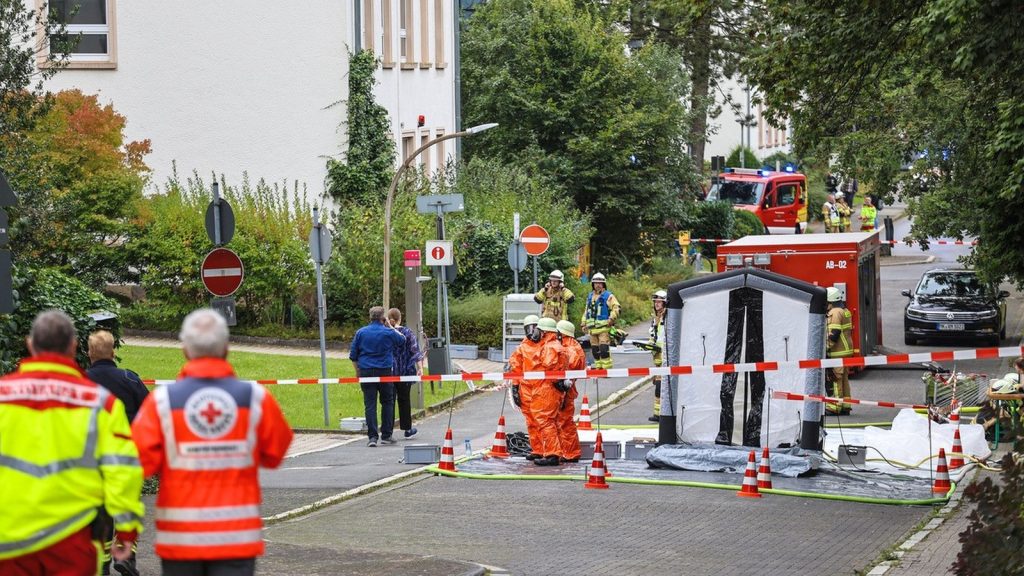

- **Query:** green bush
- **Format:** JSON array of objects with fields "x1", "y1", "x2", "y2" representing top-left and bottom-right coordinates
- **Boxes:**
[
  {"x1": 0, "y1": 267, "x2": 121, "y2": 373},
  {"x1": 761, "y1": 151, "x2": 797, "y2": 170},
  {"x1": 683, "y1": 200, "x2": 734, "y2": 259},
  {"x1": 733, "y1": 208, "x2": 766, "y2": 237},
  {"x1": 127, "y1": 170, "x2": 314, "y2": 329},
  {"x1": 953, "y1": 444, "x2": 1024, "y2": 575},
  {"x1": 726, "y1": 146, "x2": 759, "y2": 169}
]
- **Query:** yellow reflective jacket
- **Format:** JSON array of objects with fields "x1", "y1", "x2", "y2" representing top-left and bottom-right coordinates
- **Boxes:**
[
  {"x1": 0, "y1": 354, "x2": 145, "y2": 559},
  {"x1": 827, "y1": 307, "x2": 854, "y2": 358}
]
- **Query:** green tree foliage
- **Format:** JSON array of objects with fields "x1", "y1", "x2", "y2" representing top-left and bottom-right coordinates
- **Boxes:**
[
  {"x1": 461, "y1": 0, "x2": 696, "y2": 270},
  {"x1": 0, "y1": 266, "x2": 119, "y2": 373},
  {"x1": 325, "y1": 157, "x2": 591, "y2": 324},
  {"x1": 325, "y1": 50, "x2": 394, "y2": 205},
  {"x1": 8, "y1": 90, "x2": 150, "y2": 288},
  {"x1": 732, "y1": 208, "x2": 764, "y2": 237},
  {"x1": 725, "y1": 146, "x2": 758, "y2": 169},
  {"x1": 744, "y1": 0, "x2": 1024, "y2": 285},
  {"x1": 954, "y1": 447, "x2": 1024, "y2": 576},
  {"x1": 127, "y1": 171, "x2": 314, "y2": 327},
  {"x1": 683, "y1": 200, "x2": 734, "y2": 259},
  {"x1": 617, "y1": 0, "x2": 752, "y2": 172}
]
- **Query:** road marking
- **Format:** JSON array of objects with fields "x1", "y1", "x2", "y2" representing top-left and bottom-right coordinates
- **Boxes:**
[{"x1": 286, "y1": 438, "x2": 358, "y2": 459}]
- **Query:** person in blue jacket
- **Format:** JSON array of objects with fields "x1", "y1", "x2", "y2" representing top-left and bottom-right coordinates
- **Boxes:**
[{"x1": 350, "y1": 306, "x2": 406, "y2": 447}]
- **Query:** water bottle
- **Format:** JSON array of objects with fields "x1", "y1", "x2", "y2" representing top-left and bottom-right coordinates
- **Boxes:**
[{"x1": 464, "y1": 439, "x2": 473, "y2": 456}]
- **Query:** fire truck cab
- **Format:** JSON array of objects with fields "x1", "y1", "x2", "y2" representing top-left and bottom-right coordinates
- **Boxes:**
[{"x1": 706, "y1": 166, "x2": 808, "y2": 235}]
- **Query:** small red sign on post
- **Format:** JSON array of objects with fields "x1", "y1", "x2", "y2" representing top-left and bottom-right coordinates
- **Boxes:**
[
  {"x1": 201, "y1": 248, "x2": 244, "y2": 297},
  {"x1": 519, "y1": 224, "x2": 550, "y2": 256}
]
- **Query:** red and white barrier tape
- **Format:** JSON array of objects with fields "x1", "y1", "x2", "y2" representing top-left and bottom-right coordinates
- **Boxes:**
[
  {"x1": 141, "y1": 344, "x2": 1023, "y2": 386},
  {"x1": 771, "y1": 390, "x2": 929, "y2": 411}
]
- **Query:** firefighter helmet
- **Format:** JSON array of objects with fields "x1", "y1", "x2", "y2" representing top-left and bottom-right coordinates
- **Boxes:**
[
  {"x1": 652, "y1": 290, "x2": 667, "y2": 301},
  {"x1": 556, "y1": 320, "x2": 575, "y2": 337},
  {"x1": 523, "y1": 314, "x2": 540, "y2": 327},
  {"x1": 548, "y1": 270, "x2": 564, "y2": 281},
  {"x1": 537, "y1": 317, "x2": 559, "y2": 333},
  {"x1": 591, "y1": 273, "x2": 607, "y2": 284},
  {"x1": 827, "y1": 287, "x2": 843, "y2": 303}
]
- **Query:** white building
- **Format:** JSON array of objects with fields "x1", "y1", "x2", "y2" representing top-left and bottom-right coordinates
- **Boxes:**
[
  {"x1": 704, "y1": 76, "x2": 792, "y2": 165},
  {"x1": 37, "y1": 0, "x2": 458, "y2": 194}
]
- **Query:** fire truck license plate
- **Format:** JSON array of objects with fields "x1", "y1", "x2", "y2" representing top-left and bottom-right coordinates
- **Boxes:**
[{"x1": 937, "y1": 323, "x2": 965, "y2": 331}]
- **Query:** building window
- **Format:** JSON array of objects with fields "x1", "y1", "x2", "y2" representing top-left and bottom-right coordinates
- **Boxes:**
[
  {"x1": 382, "y1": 0, "x2": 394, "y2": 67},
  {"x1": 419, "y1": 0, "x2": 430, "y2": 67},
  {"x1": 402, "y1": 132, "x2": 415, "y2": 162},
  {"x1": 400, "y1": 0, "x2": 414, "y2": 67},
  {"x1": 435, "y1": 129, "x2": 445, "y2": 172},
  {"x1": 44, "y1": 0, "x2": 117, "y2": 69},
  {"x1": 420, "y1": 133, "x2": 430, "y2": 170},
  {"x1": 363, "y1": 0, "x2": 375, "y2": 53},
  {"x1": 434, "y1": 0, "x2": 446, "y2": 68}
]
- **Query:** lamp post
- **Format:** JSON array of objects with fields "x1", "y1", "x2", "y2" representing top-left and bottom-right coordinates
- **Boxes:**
[{"x1": 382, "y1": 122, "x2": 497, "y2": 308}]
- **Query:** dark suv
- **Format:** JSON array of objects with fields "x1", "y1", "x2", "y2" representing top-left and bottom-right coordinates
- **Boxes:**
[{"x1": 903, "y1": 269, "x2": 1008, "y2": 346}]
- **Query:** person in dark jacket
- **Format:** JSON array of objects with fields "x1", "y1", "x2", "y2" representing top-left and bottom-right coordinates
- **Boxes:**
[
  {"x1": 350, "y1": 306, "x2": 406, "y2": 447},
  {"x1": 387, "y1": 308, "x2": 423, "y2": 439},
  {"x1": 87, "y1": 331, "x2": 149, "y2": 423},
  {"x1": 85, "y1": 330, "x2": 149, "y2": 576}
]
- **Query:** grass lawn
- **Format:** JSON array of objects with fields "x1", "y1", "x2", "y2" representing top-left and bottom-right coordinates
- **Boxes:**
[{"x1": 118, "y1": 345, "x2": 478, "y2": 429}]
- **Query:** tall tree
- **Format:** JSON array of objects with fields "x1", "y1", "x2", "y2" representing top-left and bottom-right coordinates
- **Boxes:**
[
  {"x1": 461, "y1": 0, "x2": 697, "y2": 269},
  {"x1": 620, "y1": 0, "x2": 752, "y2": 171},
  {"x1": 744, "y1": 0, "x2": 1024, "y2": 285}
]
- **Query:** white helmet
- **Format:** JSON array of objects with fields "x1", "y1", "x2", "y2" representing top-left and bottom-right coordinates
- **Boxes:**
[
  {"x1": 523, "y1": 314, "x2": 540, "y2": 328},
  {"x1": 827, "y1": 287, "x2": 843, "y2": 303},
  {"x1": 548, "y1": 270, "x2": 564, "y2": 281},
  {"x1": 591, "y1": 272, "x2": 606, "y2": 284},
  {"x1": 652, "y1": 290, "x2": 667, "y2": 301},
  {"x1": 835, "y1": 192, "x2": 845, "y2": 200}
]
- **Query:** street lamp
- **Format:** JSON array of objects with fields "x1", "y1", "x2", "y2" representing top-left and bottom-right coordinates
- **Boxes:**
[{"x1": 382, "y1": 122, "x2": 497, "y2": 308}]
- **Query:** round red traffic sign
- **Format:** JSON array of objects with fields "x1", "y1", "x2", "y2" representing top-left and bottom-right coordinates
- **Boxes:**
[
  {"x1": 519, "y1": 224, "x2": 550, "y2": 256},
  {"x1": 201, "y1": 248, "x2": 244, "y2": 297}
]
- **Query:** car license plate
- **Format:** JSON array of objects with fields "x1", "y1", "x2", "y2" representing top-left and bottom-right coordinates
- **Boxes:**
[{"x1": 937, "y1": 323, "x2": 965, "y2": 331}]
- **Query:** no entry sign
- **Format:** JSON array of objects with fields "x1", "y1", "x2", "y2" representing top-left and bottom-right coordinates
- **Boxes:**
[
  {"x1": 519, "y1": 224, "x2": 550, "y2": 256},
  {"x1": 201, "y1": 248, "x2": 244, "y2": 296}
]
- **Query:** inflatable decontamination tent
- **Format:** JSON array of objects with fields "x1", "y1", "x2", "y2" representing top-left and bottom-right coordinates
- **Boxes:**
[{"x1": 657, "y1": 268, "x2": 828, "y2": 450}]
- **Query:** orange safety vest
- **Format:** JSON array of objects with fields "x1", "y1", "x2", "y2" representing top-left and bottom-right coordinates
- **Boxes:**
[{"x1": 131, "y1": 358, "x2": 293, "y2": 561}]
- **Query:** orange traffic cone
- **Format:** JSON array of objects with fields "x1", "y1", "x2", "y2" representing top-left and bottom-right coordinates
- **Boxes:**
[
  {"x1": 578, "y1": 395, "x2": 593, "y2": 430},
  {"x1": 932, "y1": 448, "x2": 951, "y2": 494},
  {"x1": 757, "y1": 447, "x2": 773, "y2": 490},
  {"x1": 737, "y1": 450, "x2": 762, "y2": 498},
  {"x1": 438, "y1": 428, "x2": 457, "y2": 472},
  {"x1": 489, "y1": 415, "x2": 510, "y2": 459},
  {"x1": 949, "y1": 429, "x2": 965, "y2": 470},
  {"x1": 584, "y1": 432, "x2": 609, "y2": 489},
  {"x1": 949, "y1": 398, "x2": 960, "y2": 424}
]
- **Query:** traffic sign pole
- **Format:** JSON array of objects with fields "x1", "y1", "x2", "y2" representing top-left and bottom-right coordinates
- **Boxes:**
[
  {"x1": 309, "y1": 207, "x2": 331, "y2": 428},
  {"x1": 212, "y1": 182, "x2": 222, "y2": 246}
]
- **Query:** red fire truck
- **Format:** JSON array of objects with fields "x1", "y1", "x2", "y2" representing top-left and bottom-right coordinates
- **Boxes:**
[
  {"x1": 716, "y1": 232, "x2": 883, "y2": 357},
  {"x1": 705, "y1": 166, "x2": 808, "y2": 234}
]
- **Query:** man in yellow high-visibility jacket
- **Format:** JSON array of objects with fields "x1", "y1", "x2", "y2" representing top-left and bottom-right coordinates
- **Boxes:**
[
  {"x1": 0, "y1": 310, "x2": 144, "y2": 575},
  {"x1": 824, "y1": 288, "x2": 854, "y2": 415}
]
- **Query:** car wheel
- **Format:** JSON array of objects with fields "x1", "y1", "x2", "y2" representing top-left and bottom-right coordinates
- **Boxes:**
[{"x1": 904, "y1": 333, "x2": 917, "y2": 346}]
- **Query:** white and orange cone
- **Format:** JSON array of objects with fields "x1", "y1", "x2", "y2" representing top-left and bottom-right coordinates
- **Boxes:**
[
  {"x1": 949, "y1": 428, "x2": 965, "y2": 470},
  {"x1": 489, "y1": 415, "x2": 510, "y2": 459},
  {"x1": 932, "y1": 448, "x2": 951, "y2": 494},
  {"x1": 949, "y1": 398, "x2": 960, "y2": 424},
  {"x1": 438, "y1": 428, "x2": 457, "y2": 472},
  {"x1": 737, "y1": 450, "x2": 762, "y2": 498},
  {"x1": 757, "y1": 447, "x2": 773, "y2": 490},
  {"x1": 584, "y1": 432, "x2": 609, "y2": 489},
  {"x1": 578, "y1": 395, "x2": 593, "y2": 430}
]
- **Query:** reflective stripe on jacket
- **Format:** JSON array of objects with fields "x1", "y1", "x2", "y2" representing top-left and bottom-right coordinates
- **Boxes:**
[
  {"x1": 827, "y1": 307, "x2": 854, "y2": 358},
  {"x1": 0, "y1": 354, "x2": 144, "y2": 560},
  {"x1": 583, "y1": 291, "x2": 620, "y2": 331},
  {"x1": 131, "y1": 358, "x2": 293, "y2": 561},
  {"x1": 534, "y1": 287, "x2": 575, "y2": 321}
]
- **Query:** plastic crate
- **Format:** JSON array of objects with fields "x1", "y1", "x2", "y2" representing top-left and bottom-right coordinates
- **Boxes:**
[
  {"x1": 403, "y1": 444, "x2": 441, "y2": 464},
  {"x1": 580, "y1": 439, "x2": 621, "y2": 460},
  {"x1": 487, "y1": 347, "x2": 504, "y2": 363},
  {"x1": 624, "y1": 442, "x2": 656, "y2": 460},
  {"x1": 449, "y1": 344, "x2": 479, "y2": 359},
  {"x1": 339, "y1": 417, "x2": 366, "y2": 432}
]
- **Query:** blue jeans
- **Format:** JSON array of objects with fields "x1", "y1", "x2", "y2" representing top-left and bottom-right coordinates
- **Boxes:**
[{"x1": 359, "y1": 368, "x2": 395, "y2": 440}]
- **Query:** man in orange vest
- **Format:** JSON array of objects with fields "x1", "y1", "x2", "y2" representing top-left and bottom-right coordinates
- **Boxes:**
[
  {"x1": 132, "y1": 309, "x2": 294, "y2": 576},
  {"x1": 527, "y1": 318, "x2": 567, "y2": 466}
]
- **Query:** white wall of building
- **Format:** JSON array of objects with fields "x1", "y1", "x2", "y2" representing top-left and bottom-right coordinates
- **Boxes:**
[
  {"x1": 704, "y1": 76, "x2": 791, "y2": 165},
  {"x1": 40, "y1": 1, "x2": 351, "y2": 195},
  {"x1": 362, "y1": 0, "x2": 457, "y2": 174}
]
